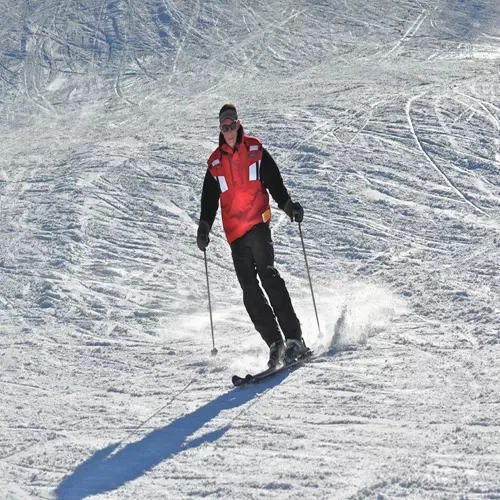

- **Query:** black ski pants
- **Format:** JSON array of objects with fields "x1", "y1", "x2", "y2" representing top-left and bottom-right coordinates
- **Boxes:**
[{"x1": 230, "y1": 223, "x2": 302, "y2": 347}]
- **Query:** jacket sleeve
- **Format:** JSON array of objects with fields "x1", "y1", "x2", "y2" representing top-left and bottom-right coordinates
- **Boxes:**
[
  {"x1": 260, "y1": 147, "x2": 290, "y2": 209},
  {"x1": 199, "y1": 168, "x2": 220, "y2": 228}
]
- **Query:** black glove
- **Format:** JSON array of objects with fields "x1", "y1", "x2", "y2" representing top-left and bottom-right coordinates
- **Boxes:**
[
  {"x1": 197, "y1": 221, "x2": 211, "y2": 251},
  {"x1": 284, "y1": 199, "x2": 304, "y2": 223}
]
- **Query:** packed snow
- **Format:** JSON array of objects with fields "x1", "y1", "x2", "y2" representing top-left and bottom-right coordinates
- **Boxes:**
[{"x1": 0, "y1": 0, "x2": 499, "y2": 498}]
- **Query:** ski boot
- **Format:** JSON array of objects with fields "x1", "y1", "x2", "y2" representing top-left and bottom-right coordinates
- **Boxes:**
[
  {"x1": 267, "y1": 340, "x2": 285, "y2": 368},
  {"x1": 284, "y1": 337, "x2": 308, "y2": 365}
]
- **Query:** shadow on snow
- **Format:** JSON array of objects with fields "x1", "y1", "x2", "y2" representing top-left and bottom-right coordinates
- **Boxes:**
[{"x1": 55, "y1": 372, "x2": 289, "y2": 499}]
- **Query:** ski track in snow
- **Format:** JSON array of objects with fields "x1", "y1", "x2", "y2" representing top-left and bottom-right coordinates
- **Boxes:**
[
  {"x1": 380, "y1": 9, "x2": 428, "y2": 60},
  {"x1": 405, "y1": 91, "x2": 489, "y2": 217},
  {"x1": 1, "y1": 0, "x2": 500, "y2": 498}
]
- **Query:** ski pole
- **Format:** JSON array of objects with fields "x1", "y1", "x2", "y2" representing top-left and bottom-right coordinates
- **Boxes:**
[
  {"x1": 298, "y1": 222, "x2": 322, "y2": 338},
  {"x1": 203, "y1": 249, "x2": 218, "y2": 355}
]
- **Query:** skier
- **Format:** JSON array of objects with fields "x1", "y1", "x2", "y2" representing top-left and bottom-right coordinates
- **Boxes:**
[{"x1": 197, "y1": 103, "x2": 307, "y2": 367}]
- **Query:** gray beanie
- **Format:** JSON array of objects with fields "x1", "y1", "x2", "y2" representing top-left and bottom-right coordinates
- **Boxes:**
[{"x1": 219, "y1": 105, "x2": 238, "y2": 124}]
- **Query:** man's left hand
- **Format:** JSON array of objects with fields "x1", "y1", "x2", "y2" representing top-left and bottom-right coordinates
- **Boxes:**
[{"x1": 284, "y1": 199, "x2": 304, "y2": 223}]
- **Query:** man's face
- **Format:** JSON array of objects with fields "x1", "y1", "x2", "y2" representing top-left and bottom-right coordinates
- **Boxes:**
[{"x1": 220, "y1": 119, "x2": 240, "y2": 149}]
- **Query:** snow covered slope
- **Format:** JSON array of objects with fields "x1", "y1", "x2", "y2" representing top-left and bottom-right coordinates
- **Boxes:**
[{"x1": 1, "y1": 1, "x2": 499, "y2": 498}]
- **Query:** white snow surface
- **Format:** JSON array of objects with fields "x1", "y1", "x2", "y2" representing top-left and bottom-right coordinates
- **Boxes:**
[{"x1": 1, "y1": 1, "x2": 500, "y2": 499}]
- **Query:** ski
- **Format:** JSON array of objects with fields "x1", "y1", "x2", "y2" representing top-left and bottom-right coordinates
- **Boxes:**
[{"x1": 232, "y1": 350, "x2": 313, "y2": 387}]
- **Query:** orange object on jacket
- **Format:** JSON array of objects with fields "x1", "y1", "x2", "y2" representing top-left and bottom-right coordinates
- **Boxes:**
[{"x1": 207, "y1": 133, "x2": 271, "y2": 244}]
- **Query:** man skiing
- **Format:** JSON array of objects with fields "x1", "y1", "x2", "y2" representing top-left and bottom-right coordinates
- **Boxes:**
[{"x1": 197, "y1": 103, "x2": 307, "y2": 368}]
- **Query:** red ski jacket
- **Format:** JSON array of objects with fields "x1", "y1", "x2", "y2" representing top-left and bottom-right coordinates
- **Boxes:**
[
  {"x1": 207, "y1": 133, "x2": 270, "y2": 244},
  {"x1": 200, "y1": 126, "x2": 291, "y2": 245}
]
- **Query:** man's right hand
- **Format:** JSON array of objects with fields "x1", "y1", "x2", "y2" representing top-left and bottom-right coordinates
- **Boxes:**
[{"x1": 197, "y1": 221, "x2": 211, "y2": 251}]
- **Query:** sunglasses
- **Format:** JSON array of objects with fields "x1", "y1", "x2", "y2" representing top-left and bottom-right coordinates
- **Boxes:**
[{"x1": 220, "y1": 121, "x2": 237, "y2": 132}]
